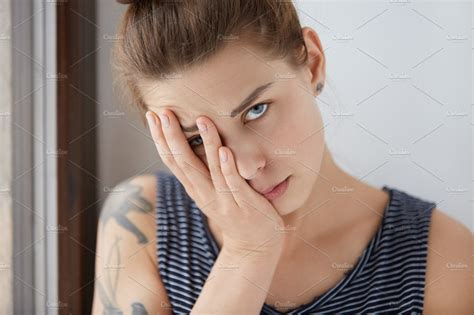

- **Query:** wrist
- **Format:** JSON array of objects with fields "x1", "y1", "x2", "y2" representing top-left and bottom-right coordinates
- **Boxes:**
[{"x1": 221, "y1": 242, "x2": 283, "y2": 262}]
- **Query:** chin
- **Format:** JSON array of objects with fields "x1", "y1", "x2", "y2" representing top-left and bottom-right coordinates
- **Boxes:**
[{"x1": 280, "y1": 179, "x2": 315, "y2": 218}]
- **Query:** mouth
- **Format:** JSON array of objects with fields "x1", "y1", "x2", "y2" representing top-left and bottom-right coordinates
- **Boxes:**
[{"x1": 261, "y1": 176, "x2": 290, "y2": 200}]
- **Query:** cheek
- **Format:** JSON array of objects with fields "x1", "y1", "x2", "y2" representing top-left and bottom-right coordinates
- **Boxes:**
[
  {"x1": 294, "y1": 120, "x2": 325, "y2": 181},
  {"x1": 271, "y1": 106, "x2": 320, "y2": 148},
  {"x1": 272, "y1": 100, "x2": 325, "y2": 169}
]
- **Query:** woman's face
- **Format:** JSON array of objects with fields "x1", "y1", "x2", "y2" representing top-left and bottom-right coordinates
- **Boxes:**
[{"x1": 142, "y1": 28, "x2": 326, "y2": 216}]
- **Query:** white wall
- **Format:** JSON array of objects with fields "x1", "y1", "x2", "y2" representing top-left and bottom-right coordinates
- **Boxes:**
[
  {"x1": 298, "y1": 0, "x2": 472, "y2": 230},
  {"x1": 97, "y1": 1, "x2": 472, "y2": 231}
]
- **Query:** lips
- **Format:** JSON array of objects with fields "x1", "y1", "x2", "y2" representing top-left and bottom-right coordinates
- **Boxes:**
[{"x1": 258, "y1": 177, "x2": 288, "y2": 194}]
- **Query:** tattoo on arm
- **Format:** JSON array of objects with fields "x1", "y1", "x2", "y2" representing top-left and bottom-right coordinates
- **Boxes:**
[
  {"x1": 96, "y1": 235, "x2": 150, "y2": 314},
  {"x1": 131, "y1": 302, "x2": 149, "y2": 315},
  {"x1": 96, "y1": 235, "x2": 123, "y2": 314},
  {"x1": 99, "y1": 180, "x2": 153, "y2": 244}
]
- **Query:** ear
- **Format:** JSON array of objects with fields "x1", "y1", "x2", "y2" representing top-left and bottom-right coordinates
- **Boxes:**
[{"x1": 301, "y1": 26, "x2": 326, "y2": 96}]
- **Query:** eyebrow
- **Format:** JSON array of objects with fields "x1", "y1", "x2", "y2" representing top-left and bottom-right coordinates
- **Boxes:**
[{"x1": 179, "y1": 81, "x2": 275, "y2": 133}]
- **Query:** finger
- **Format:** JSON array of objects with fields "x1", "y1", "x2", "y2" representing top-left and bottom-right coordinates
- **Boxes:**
[
  {"x1": 146, "y1": 110, "x2": 212, "y2": 196},
  {"x1": 157, "y1": 109, "x2": 211, "y2": 180},
  {"x1": 146, "y1": 110, "x2": 192, "y2": 189},
  {"x1": 219, "y1": 146, "x2": 278, "y2": 219},
  {"x1": 195, "y1": 116, "x2": 235, "y2": 204}
]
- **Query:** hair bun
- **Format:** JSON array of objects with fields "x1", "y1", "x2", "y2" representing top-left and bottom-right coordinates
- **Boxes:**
[{"x1": 116, "y1": 0, "x2": 135, "y2": 4}]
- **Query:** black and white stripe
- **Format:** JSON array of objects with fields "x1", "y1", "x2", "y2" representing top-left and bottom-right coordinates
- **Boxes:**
[{"x1": 155, "y1": 170, "x2": 435, "y2": 314}]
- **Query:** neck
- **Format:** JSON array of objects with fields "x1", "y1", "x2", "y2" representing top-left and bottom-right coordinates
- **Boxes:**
[{"x1": 278, "y1": 143, "x2": 379, "y2": 258}]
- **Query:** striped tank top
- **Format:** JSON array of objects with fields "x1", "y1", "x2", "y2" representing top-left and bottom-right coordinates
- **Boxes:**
[{"x1": 155, "y1": 170, "x2": 436, "y2": 314}]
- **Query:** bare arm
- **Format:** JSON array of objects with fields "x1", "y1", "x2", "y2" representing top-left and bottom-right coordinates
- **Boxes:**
[
  {"x1": 423, "y1": 208, "x2": 473, "y2": 314},
  {"x1": 91, "y1": 175, "x2": 172, "y2": 315},
  {"x1": 191, "y1": 245, "x2": 282, "y2": 315}
]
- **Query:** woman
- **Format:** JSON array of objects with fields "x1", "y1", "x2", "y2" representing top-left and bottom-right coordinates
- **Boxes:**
[{"x1": 92, "y1": 0, "x2": 473, "y2": 314}]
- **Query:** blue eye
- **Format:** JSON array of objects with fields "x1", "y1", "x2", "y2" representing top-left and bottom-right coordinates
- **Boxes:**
[
  {"x1": 245, "y1": 103, "x2": 269, "y2": 121},
  {"x1": 187, "y1": 102, "x2": 270, "y2": 149},
  {"x1": 187, "y1": 135, "x2": 204, "y2": 147}
]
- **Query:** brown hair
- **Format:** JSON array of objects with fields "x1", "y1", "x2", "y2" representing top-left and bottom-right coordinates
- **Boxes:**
[{"x1": 112, "y1": 0, "x2": 309, "y2": 126}]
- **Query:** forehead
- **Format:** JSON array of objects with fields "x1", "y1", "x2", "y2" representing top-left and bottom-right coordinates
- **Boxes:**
[{"x1": 141, "y1": 41, "x2": 294, "y2": 115}]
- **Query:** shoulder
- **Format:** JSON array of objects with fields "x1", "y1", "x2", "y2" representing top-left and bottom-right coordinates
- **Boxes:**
[
  {"x1": 98, "y1": 173, "x2": 160, "y2": 266},
  {"x1": 423, "y1": 207, "x2": 473, "y2": 314}
]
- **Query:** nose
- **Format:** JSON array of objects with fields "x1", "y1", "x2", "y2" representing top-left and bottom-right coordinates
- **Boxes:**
[
  {"x1": 246, "y1": 170, "x2": 260, "y2": 180},
  {"x1": 224, "y1": 137, "x2": 266, "y2": 180}
]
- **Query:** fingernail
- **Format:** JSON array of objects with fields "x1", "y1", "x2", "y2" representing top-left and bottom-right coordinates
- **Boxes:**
[
  {"x1": 197, "y1": 121, "x2": 207, "y2": 133},
  {"x1": 158, "y1": 113, "x2": 169, "y2": 128},
  {"x1": 219, "y1": 148, "x2": 227, "y2": 162},
  {"x1": 146, "y1": 111, "x2": 155, "y2": 126}
]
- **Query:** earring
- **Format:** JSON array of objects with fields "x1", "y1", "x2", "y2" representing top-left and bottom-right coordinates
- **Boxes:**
[{"x1": 316, "y1": 82, "x2": 324, "y2": 93}]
